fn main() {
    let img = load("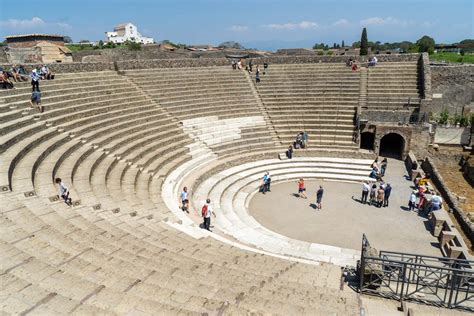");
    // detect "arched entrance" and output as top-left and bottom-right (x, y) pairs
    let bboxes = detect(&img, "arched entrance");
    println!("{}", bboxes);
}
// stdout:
(360, 132), (375, 150)
(379, 133), (405, 159)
